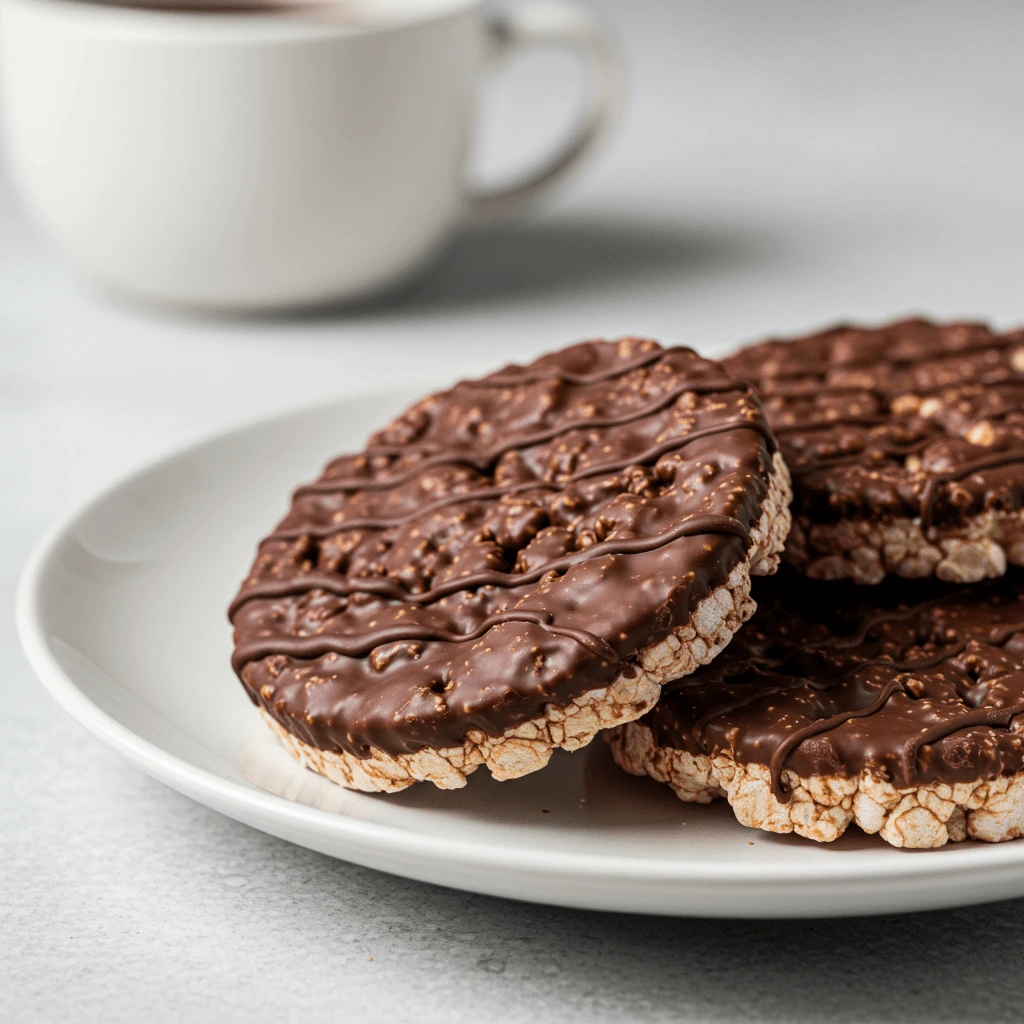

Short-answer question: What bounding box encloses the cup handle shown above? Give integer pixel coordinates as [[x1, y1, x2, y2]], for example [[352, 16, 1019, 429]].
[[468, 2, 626, 223]]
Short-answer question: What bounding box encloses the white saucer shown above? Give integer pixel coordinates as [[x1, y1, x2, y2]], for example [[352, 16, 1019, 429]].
[[18, 385, 1024, 918]]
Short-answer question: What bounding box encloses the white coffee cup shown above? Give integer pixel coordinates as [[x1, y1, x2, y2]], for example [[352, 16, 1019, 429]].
[[0, 0, 624, 310]]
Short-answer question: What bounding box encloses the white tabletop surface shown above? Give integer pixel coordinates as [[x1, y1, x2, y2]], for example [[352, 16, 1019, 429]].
[[5, 1, 1024, 1020]]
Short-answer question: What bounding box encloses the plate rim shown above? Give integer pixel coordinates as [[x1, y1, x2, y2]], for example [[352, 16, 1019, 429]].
[[17, 386, 1024, 893]]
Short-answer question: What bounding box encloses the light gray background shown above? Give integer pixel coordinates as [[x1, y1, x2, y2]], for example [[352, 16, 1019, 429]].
[[4, 1, 1024, 1020]]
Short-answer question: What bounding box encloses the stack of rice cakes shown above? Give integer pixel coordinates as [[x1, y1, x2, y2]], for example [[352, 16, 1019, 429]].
[[230, 322, 1024, 849], [230, 339, 792, 795], [610, 318, 1024, 848]]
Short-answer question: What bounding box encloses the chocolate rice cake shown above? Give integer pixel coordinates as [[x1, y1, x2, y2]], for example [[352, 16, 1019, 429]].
[[723, 317, 1024, 584], [230, 338, 791, 792], [609, 569, 1024, 848]]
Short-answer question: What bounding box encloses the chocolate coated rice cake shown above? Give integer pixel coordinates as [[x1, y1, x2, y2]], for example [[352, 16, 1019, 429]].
[[723, 317, 1024, 584], [230, 338, 791, 792], [609, 569, 1024, 848]]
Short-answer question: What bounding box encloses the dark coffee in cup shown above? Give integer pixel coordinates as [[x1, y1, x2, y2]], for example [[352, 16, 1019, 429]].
[[85, 1, 357, 16]]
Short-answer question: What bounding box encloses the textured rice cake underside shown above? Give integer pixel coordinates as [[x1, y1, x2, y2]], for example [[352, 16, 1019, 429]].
[[788, 508, 1024, 586], [608, 723, 1024, 849]]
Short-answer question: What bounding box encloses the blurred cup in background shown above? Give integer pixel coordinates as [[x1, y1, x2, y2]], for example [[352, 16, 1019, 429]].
[[0, 0, 624, 311]]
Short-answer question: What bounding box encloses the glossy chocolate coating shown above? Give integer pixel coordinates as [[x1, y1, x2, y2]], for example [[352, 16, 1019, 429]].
[[723, 317, 1024, 526], [229, 339, 778, 757], [644, 570, 1024, 797]]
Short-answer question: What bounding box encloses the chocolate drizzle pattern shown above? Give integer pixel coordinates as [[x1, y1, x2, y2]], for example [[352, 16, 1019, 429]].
[[229, 513, 750, 619], [288, 377, 748, 498], [264, 419, 773, 540], [466, 347, 668, 387], [230, 339, 779, 758], [723, 317, 1024, 527], [644, 570, 1024, 799], [233, 609, 621, 667]]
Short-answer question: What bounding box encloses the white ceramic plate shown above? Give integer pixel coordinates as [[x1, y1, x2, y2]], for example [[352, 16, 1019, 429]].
[[18, 385, 1024, 918]]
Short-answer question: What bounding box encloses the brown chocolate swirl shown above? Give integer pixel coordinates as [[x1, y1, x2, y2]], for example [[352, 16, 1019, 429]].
[[723, 317, 1024, 528], [287, 376, 746, 498], [643, 569, 1024, 799], [229, 338, 779, 758], [228, 512, 750, 620]]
